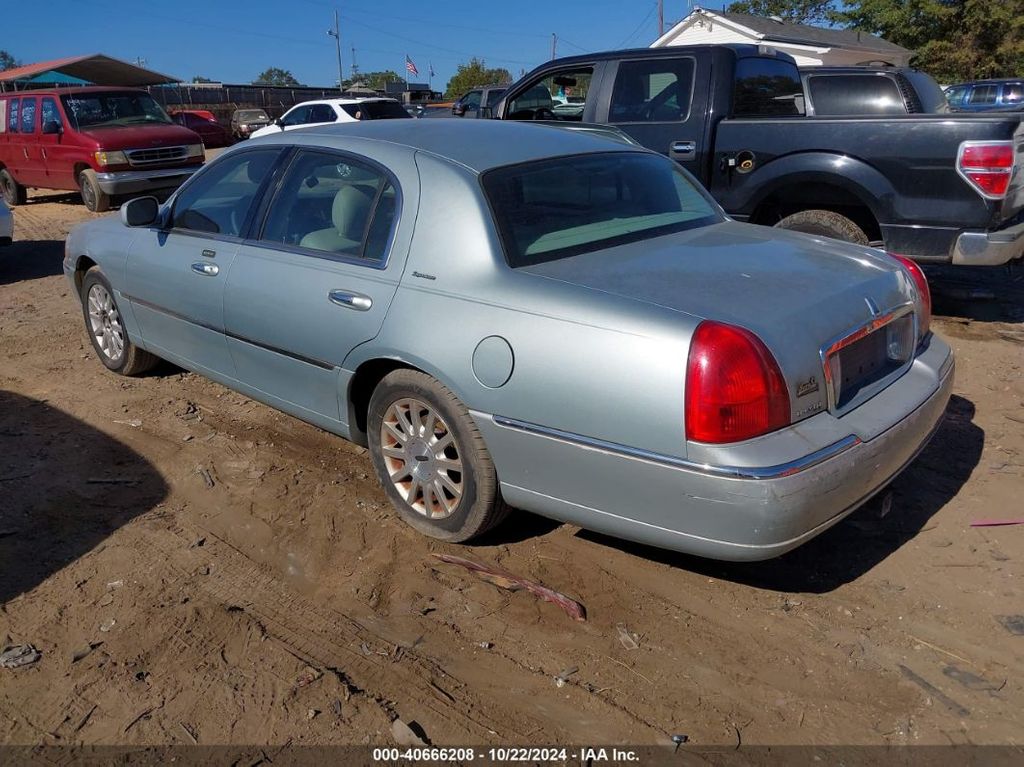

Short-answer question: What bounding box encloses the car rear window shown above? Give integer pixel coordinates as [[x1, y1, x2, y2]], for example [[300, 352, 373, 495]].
[[340, 101, 412, 120], [482, 152, 720, 267], [808, 74, 905, 115]]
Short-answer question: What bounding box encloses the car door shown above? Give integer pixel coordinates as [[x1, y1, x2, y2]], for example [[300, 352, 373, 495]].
[[38, 97, 73, 189], [223, 148, 408, 422], [123, 147, 284, 376], [601, 56, 711, 179]]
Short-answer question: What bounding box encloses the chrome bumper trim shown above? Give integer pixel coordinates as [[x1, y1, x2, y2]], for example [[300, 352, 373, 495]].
[[952, 220, 1024, 266], [488, 415, 861, 481]]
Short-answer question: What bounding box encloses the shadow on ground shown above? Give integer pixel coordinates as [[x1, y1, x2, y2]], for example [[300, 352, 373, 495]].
[[0, 240, 66, 287], [926, 264, 1024, 324], [0, 391, 168, 603], [573, 394, 983, 594]]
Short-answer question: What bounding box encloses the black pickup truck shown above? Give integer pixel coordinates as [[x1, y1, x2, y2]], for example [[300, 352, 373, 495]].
[[492, 45, 1024, 267]]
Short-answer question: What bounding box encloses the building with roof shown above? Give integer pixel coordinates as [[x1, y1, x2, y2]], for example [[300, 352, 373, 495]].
[[651, 8, 912, 67]]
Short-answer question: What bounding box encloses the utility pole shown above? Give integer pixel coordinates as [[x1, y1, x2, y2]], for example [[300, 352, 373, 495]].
[[658, 0, 664, 38], [328, 9, 344, 93], [551, 33, 557, 60]]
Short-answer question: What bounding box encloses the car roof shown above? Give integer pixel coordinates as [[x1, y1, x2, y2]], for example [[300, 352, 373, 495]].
[[1, 85, 148, 97], [292, 97, 398, 107], [948, 78, 1024, 87], [287, 119, 646, 173]]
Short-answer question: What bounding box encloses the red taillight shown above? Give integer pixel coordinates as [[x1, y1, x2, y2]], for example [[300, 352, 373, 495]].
[[685, 321, 791, 444], [890, 254, 931, 339], [958, 141, 1014, 199]]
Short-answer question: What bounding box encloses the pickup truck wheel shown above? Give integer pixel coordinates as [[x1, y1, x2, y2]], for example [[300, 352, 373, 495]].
[[0, 169, 27, 206], [79, 169, 111, 213], [368, 369, 510, 543], [775, 210, 869, 246], [81, 267, 159, 375]]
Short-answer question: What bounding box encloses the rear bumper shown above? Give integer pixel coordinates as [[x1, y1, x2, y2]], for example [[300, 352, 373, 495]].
[[477, 336, 954, 561], [95, 166, 199, 195], [951, 220, 1024, 266]]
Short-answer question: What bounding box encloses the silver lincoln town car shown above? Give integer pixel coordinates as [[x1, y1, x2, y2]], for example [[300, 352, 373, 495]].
[[64, 120, 953, 561]]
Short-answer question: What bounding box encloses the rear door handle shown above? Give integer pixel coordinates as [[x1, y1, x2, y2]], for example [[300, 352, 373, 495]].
[[328, 289, 372, 311], [191, 262, 220, 277], [670, 140, 696, 159]]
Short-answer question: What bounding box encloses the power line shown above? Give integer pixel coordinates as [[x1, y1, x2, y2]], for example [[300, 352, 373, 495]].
[[617, 2, 658, 49]]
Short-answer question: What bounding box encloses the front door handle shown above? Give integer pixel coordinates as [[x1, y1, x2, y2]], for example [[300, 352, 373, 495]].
[[670, 140, 696, 159], [191, 262, 220, 277], [328, 289, 372, 311]]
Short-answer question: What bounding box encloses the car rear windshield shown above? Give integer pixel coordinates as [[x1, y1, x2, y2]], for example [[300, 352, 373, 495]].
[[61, 92, 172, 129], [482, 152, 721, 267], [339, 101, 412, 120]]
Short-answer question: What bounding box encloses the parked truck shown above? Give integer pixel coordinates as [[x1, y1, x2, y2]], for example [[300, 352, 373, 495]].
[[493, 45, 1024, 267]]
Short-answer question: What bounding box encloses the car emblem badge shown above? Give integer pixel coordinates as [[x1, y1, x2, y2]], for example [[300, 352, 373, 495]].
[[796, 376, 819, 398], [864, 296, 881, 317]]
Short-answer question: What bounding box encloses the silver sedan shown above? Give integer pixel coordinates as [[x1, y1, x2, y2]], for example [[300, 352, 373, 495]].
[[63, 120, 952, 561]]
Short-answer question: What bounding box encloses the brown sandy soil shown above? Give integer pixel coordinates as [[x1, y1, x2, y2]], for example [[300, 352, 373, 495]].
[[0, 195, 1022, 747]]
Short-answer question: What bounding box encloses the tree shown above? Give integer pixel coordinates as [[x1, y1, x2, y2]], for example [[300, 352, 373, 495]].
[[344, 70, 401, 91], [445, 58, 512, 98], [192, 75, 215, 83], [0, 50, 20, 71], [252, 67, 301, 87], [726, 0, 835, 25], [837, 0, 1024, 82]]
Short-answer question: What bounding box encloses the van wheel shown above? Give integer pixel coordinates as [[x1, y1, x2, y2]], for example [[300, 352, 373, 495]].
[[775, 210, 869, 245], [79, 169, 111, 213], [0, 169, 27, 206]]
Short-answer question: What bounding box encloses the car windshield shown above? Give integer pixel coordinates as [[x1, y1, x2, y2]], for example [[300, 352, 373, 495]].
[[482, 152, 721, 267], [238, 110, 269, 120], [61, 92, 172, 129]]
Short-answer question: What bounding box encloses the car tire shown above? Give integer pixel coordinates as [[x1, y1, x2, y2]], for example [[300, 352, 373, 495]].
[[79, 169, 111, 213], [81, 267, 159, 376], [775, 209, 869, 245], [0, 169, 27, 206], [368, 369, 510, 543]]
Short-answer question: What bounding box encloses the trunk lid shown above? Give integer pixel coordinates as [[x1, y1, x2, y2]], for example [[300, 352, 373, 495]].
[[522, 221, 918, 421]]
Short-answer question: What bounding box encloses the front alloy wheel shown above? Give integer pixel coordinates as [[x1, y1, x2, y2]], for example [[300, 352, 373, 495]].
[[87, 283, 125, 363]]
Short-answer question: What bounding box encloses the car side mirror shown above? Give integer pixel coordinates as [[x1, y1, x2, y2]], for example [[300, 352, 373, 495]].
[[42, 120, 62, 135], [120, 196, 160, 228], [452, 103, 466, 116]]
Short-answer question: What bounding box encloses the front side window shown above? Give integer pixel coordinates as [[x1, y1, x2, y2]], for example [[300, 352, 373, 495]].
[[260, 151, 397, 262], [463, 91, 482, 110], [944, 86, 967, 107], [609, 58, 695, 122], [171, 149, 280, 237], [20, 98, 37, 133], [733, 58, 804, 116], [507, 67, 593, 121], [281, 105, 312, 127], [808, 75, 905, 115], [967, 85, 998, 105], [41, 98, 62, 131], [61, 92, 171, 129], [482, 152, 720, 267], [484, 89, 506, 107]]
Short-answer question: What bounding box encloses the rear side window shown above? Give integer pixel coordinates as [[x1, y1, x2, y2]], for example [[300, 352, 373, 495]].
[[7, 99, 19, 133], [307, 103, 337, 123], [260, 150, 397, 262], [20, 98, 37, 133], [967, 85, 998, 106], [281, 105, 312, 127], [171, 149, 280, 237], [733, 58, 804, 116], [808, 75, 905, 115], [482, 152, 720, 267], [609, 58, 695, 122], [484, 89, 506, 107], [1002, 82, 1024, 104]]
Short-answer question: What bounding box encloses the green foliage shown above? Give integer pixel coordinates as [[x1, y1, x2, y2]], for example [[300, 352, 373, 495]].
[[0, 50, 20, 72], [445, 58, 512, 99], [253, 68, 301, 87], [726, 0, 835, 24], [345, 70, 402, 90], [837, 0, 1024, 82], [192, 75, 215, 84]]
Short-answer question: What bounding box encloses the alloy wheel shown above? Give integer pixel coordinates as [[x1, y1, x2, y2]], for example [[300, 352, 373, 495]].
[[87, 284, 124, 362]]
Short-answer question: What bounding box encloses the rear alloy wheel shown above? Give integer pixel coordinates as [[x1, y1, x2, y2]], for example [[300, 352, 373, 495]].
[[81, 267, 158, 375], [368, 369, 509, 542], [79, 169, 111, 213], [0, 169, 27, 206], [775, 209, 869, 246]]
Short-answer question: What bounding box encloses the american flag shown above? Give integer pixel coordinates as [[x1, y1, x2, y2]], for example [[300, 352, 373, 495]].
[[405, 56, 419, 77]]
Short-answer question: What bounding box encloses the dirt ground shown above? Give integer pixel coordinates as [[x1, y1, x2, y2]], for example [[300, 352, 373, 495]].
[[1, 192, 1022, 749]]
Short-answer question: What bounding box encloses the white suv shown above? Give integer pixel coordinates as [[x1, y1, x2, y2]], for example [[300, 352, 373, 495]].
[[251, 98, 410, 138]]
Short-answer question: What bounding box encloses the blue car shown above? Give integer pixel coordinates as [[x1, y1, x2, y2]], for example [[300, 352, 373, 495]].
[[64, 120, 952, 561]]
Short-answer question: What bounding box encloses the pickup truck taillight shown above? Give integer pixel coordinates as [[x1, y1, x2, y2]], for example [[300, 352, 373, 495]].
[[890, 254, 931, 340], [685, 321, 790, 444], [957, 141, 1015, 199]]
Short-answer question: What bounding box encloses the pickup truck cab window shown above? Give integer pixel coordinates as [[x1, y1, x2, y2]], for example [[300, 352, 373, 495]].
[[507, 67, 593, 121], [609, 58, 695, 122], [259, 150, 397, 263], [732, 58, 803, 117], [807, 74, 904, 115], [170, 149, 280, 237]]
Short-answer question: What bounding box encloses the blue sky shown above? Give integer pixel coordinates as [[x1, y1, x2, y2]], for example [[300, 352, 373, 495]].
[[3, 1, 727, 90]]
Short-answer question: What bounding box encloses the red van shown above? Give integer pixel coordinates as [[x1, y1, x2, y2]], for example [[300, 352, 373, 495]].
[[0, 87, 205, 212]]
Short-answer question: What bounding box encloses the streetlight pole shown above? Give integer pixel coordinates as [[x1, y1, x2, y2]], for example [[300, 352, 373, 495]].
[[328, 10, 344, 93]]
